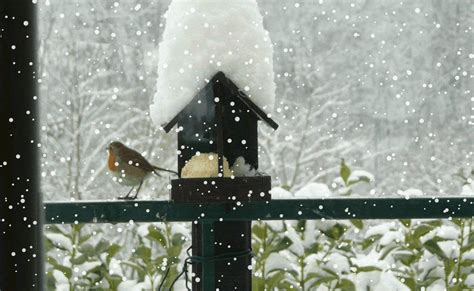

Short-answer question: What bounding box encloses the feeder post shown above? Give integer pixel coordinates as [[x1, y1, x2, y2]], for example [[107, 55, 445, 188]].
[[0, 0, 44, 290], [190, 76, 253, 290], [167, 72, 276, 290], [201, 221, 216, 290]]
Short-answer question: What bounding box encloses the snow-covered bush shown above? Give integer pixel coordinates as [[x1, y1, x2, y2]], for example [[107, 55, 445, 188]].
[[44, 164, 474, 290], [45, 222, 189, 290]]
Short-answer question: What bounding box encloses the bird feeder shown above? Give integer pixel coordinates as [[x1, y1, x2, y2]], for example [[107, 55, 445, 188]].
[[163, 71, 278, 290], [163, 71, 278, 202]]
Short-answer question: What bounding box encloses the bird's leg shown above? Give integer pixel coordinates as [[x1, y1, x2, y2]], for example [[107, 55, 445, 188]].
[[130, 180, 144, 200], [117, 186, 135, 200]]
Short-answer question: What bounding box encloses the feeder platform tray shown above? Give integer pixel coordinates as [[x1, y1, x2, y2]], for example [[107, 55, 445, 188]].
[[170, 176, 271, 202]]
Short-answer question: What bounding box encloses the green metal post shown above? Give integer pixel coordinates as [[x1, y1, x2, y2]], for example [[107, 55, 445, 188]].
[[201, 221, 215, 290]]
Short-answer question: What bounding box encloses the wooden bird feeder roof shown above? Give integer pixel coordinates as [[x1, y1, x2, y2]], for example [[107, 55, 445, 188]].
[[162, 71, 279, 133]]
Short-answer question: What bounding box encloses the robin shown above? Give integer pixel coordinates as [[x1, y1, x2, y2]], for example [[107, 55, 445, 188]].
[[107, 141, 177, 200]]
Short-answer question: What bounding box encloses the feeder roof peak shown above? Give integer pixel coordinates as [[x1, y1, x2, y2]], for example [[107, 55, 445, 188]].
[[163, 71, 278, 133]]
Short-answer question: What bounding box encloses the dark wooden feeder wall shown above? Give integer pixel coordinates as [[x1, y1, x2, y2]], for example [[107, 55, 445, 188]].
[[164, 71, 278, 203], [163, 71, 278, 290]]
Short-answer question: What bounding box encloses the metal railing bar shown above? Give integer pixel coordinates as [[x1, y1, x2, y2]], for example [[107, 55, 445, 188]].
[[44, 197, 474, 224]]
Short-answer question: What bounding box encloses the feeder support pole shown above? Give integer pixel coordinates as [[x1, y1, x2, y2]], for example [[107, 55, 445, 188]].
[[201, 221, 216, 290]]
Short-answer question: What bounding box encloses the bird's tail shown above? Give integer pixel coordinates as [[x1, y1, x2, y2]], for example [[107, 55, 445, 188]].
[[153, 166, 178, 176]]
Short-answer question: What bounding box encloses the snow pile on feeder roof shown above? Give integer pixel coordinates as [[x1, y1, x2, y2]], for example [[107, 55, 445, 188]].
[[150, 0, 275, 126]]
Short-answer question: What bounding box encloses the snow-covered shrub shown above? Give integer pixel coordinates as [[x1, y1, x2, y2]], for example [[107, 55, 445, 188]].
[[44, 164, 474, 290], [45, 222, 189, 290], [45, 224, 123, 290]]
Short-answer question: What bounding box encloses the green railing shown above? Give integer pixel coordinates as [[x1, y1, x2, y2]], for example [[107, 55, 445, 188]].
[[45, 198, 474, 224], [44, 197, 474, 290]]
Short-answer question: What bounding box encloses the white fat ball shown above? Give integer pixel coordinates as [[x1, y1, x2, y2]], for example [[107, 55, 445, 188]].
[[181, 153, 231, 178]]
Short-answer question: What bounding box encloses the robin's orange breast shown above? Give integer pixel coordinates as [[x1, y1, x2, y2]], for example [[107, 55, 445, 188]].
[[108, 150, 118, 171]]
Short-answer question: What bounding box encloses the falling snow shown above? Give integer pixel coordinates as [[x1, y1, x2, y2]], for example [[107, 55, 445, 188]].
[[0, 0, 470, 290]]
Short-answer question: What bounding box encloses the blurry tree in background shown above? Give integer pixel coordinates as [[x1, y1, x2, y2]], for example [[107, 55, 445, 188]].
[[37, 1, 473, 289], [38, 0, 472, 199], [259, 0, 472, 195], [38, 0, 174, 201]]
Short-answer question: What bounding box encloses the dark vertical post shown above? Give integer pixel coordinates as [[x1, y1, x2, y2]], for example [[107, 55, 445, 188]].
[[200, 222, 216, 290], [214, 78, 252, 290], [191, 76, 252, 291], [0, 1, 44, 290], [214, 221, 252, 290], [191, 224, 202, 290]]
